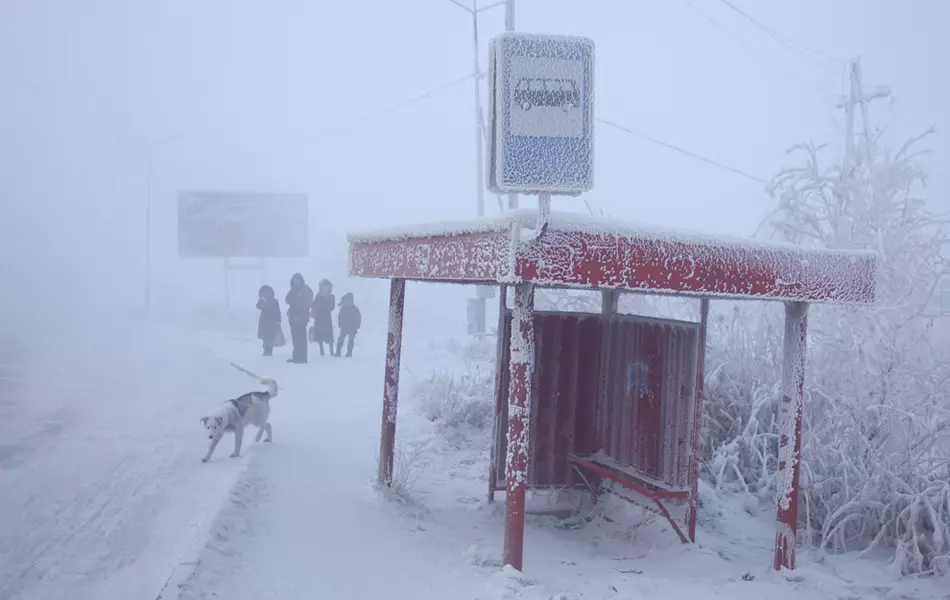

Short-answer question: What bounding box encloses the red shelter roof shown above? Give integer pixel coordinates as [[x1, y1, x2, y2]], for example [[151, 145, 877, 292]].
[[348, 210, 877, 304]]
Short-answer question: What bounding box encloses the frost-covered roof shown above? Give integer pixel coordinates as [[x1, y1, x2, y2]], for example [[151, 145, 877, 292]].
[[348, 209, 873, 260], [348, 210, 878, 304]]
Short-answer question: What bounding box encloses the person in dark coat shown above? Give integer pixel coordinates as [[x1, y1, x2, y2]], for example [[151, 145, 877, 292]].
[[285, 272, 314, 364], [335, 292, 361, 358], [309, 279, 336, 356], [256, 285, 281, 357]]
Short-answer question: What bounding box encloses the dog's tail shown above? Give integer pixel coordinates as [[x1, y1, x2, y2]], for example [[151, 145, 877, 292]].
[[260, 378, 279, 399]]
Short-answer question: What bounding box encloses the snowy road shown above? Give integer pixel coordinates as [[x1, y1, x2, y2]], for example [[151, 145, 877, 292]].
[[0, 323, 252, 600], [177, 331, 494, 599]]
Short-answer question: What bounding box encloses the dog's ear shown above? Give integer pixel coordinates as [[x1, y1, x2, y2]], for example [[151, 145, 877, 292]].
[[216, 416, 224, 425], [201, 416, 208, 425]]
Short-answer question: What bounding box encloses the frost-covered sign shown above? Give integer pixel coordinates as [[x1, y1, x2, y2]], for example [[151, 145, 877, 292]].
[[487, 33, 595, 196]]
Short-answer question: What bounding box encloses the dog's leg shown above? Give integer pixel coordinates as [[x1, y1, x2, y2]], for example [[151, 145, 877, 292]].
[[255, 425, 265, 442], [231, 426, 244, 458], [264, 422, 273, 443], [202, 435, 223, 463]]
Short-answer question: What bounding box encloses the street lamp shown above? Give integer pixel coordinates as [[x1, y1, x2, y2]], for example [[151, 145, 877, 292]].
[[443, 0, 516, 336], [117, 133, 185, 312], [443, 0, 517, 217]]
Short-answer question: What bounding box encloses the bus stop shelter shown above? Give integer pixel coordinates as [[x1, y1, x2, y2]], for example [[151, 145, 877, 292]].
[[347, 209, 876, 572]]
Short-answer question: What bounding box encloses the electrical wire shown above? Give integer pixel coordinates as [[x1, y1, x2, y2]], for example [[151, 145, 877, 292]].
[[221, 72, 475, 166], [679, 0, 837, 100], [299, 73, 475, 143], [598, 117, 768, 184], [715, 0, 845, 73]]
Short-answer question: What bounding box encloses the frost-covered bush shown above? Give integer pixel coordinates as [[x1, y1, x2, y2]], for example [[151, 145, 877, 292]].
[[702, 79, 950, 574], [415, 365, 494, 433], [413, 337, 496, 436], [375, 444, 426, 504]]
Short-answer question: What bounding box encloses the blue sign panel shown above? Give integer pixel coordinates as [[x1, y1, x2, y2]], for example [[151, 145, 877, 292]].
[[488, 33, 595, 196]]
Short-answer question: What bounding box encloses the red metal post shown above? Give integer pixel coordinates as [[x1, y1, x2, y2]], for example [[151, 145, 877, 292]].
[[503, 282, 535, 571], [489, 283, 508, 503], [774, 301, 808, 570], [378, 278, 406, 488], [687, 298, 709, 543]]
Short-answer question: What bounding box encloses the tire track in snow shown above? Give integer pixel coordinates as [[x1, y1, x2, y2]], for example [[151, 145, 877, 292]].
[[0, 325, 256, 600]]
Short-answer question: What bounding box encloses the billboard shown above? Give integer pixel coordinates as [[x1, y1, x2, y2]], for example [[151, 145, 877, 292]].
[[177, 191, 309, 258]]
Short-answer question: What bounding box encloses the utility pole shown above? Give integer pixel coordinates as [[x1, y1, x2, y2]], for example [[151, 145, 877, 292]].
[[446, 0, 514, 335], [839, 57, 890, 171], [472, 1, 486, 218], [120, 133, 185, 313], [446, 0, 510, 218], [505, 0, 518, 210]]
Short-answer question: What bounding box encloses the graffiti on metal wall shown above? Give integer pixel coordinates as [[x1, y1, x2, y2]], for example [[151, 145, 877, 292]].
[[627, 360, 650, 397]]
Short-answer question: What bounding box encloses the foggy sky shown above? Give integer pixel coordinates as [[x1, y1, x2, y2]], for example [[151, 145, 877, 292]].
[[1, 1, 947, 332]]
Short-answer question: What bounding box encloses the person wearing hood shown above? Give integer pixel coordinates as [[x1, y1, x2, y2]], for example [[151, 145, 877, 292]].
[[256, 285, 282, 357], [285, 272, 314, 363], [309, 278, 336, 356], [335, 292, 361, 358]]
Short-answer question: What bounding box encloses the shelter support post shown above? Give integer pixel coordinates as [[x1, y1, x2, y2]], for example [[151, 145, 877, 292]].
[[687, 298, 710, 542], [377, 278, 406, 488], [601, 289, 619, 316], [503, 282, 535, 571], [774, 301, 808, 570], [489, 284, 509, 504]]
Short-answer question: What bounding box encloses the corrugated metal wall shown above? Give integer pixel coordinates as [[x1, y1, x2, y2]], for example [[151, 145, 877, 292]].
[[492, 310, 698, 492], [599, 318, 698, 489]]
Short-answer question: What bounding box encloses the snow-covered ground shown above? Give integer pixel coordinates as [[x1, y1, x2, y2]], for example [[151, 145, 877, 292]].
[[0, 323, 254, 600], [174, 314, 945, 600], [2, 304, 945, 600]]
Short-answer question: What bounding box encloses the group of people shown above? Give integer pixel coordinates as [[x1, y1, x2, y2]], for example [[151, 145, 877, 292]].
[[255, 273, 362, 364]]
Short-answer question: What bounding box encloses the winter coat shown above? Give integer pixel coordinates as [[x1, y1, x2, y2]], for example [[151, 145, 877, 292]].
[[310, 293, 335, 342], [256, 297, 281, 342], [338, 293, 361, 334], [285, 283, 314, 325]]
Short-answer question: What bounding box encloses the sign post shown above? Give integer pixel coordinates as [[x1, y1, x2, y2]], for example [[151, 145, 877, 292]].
[[486, 31, 595, 572]]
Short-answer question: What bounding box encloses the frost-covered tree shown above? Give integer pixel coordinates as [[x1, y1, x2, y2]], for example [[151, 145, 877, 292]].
[[704, 59, 950, 574]]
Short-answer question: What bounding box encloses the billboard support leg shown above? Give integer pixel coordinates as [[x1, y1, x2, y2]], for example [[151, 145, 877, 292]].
[[223, 257, 231, 309]]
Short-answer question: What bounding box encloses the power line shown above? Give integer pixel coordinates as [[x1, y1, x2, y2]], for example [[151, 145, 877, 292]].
[[714, 0, 844, 74], [299, 73, 474, 143], [223, 72, 475, 166], [679, 0, 837, 100], [598, 117, 768, 184]]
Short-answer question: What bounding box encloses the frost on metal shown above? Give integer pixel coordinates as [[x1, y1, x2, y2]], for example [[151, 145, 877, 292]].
[[347, 210, 877, 304], [775, 521, 797, 556], [776, 303, 807, 512], [349, 227, 510, 282], [489, 33, 595, 195], [505, 285, 535, 490], [383, 281, 405, 426]]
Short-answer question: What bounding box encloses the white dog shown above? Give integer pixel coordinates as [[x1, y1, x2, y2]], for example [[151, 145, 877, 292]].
[[201, 378, 278, 462]]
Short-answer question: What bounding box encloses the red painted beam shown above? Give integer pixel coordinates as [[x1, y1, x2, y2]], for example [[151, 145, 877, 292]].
[[517, 230, 876, 304], [349, 231, 510, 282]]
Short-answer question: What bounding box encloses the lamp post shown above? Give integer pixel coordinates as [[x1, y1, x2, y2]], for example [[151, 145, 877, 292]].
[[118, 133, 184, 312], [444, 0, 516, 336], [444, 0, 508, 218]]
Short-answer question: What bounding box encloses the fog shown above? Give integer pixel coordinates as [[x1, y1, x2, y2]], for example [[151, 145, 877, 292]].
[[2, 1, 946, 354], [1, 2, 948, 597]]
